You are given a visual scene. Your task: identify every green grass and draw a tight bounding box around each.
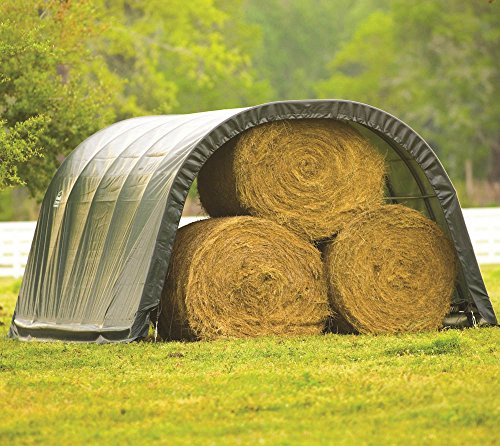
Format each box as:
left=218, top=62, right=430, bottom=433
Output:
left=1, top=269, right=499, bottom=446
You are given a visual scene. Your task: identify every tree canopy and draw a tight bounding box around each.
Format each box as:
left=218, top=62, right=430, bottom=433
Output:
left=0, top=0, right=267, bottom=199
left=0, top=0, right=498, bottom=207
left=0, top=1, right=116, bottom=197
left=317, top=0, right=499, bottom=182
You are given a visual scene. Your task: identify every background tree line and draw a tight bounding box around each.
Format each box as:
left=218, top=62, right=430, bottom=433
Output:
left=0, top=0, right=498, bottom=218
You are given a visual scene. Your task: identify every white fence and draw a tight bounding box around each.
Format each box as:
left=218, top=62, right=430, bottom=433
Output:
left=461, top=208, right=500, bottom=265
left=0, top=210, right=499, bottom=277
left=0, top=222, right=37, bottom=277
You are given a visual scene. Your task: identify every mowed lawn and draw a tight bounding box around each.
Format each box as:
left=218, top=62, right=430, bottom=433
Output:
left=0, top=268, right=499, bottom=446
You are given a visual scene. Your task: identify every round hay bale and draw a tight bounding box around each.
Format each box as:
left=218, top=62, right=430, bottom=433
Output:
left=323, top=205, right=457, bottom=334
left=158, top=216, right=330, bottom=340
left=197, top=119, right=386, bottom=241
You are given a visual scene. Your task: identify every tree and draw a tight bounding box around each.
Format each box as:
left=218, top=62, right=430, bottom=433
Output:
left=316, top=0, right=499, bottom=182
left=315, top=11, right=399, bottom=108
left=0, top=116, right=47, bottom=190
left=392, top=1, right=499, bottom=182
left=0, top=0, right=269, bottom=200
left=244, top=0, right=388, bottom=100
left=0, top=0, right=118, bottom=199
left=92, top=0, right=271, bottom=116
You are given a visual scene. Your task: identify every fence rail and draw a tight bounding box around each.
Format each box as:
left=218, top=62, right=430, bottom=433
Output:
left=0, top=209, right=499, bottom=277
left=0, top=222, right=37, bottom=278
left=461, top=208, right=500, bottom=265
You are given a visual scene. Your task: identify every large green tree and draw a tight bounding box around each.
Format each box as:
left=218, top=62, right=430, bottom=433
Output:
left=96, top=0, right=271, bottom=116
left=0, top=0, right=268, bottom=201
left=316, top=0, right=499, bottom=181
left=0, top=0, right=117, bottom=199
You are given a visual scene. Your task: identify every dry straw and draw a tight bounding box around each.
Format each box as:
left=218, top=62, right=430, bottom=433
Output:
left=323, top=205, right=457, bottom=334
left=197, top=119, right=386, bottom=241
left=158, top=216, right=330, bottom=340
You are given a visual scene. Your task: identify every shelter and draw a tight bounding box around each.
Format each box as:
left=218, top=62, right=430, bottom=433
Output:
left=8, top=100, right=497, bottom=342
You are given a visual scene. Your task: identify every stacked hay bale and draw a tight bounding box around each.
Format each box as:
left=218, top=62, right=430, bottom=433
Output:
left=158, top=118, right=457, bottom=340
left=323, top=205, right=457, bottom=334
left=197, top=119, right=386, bottom=240
left=158, top=217, right=329, bottom=341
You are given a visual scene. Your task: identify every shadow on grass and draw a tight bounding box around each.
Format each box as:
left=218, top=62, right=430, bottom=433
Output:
left=385, top=333, right=462, bottom=357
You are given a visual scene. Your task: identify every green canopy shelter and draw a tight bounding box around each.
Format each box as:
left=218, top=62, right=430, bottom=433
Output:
left=8, top=100, right=497, bottom=342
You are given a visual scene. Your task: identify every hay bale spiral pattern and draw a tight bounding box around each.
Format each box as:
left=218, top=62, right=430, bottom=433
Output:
left=158, top=216, right=330, bottom=340
left=323, top=205, right=457, bottom=334
left=198, top=119, right=386, bottom=241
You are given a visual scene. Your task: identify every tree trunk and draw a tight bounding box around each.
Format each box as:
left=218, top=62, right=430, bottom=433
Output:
left=465, top=158, right=474, bottom=199
left=57, top=64, right=70, bottom=84
left=488, top=138, right=500, bottom=182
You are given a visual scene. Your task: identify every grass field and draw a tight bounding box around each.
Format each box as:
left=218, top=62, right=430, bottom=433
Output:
left=1, top=268, right=499, bottom=445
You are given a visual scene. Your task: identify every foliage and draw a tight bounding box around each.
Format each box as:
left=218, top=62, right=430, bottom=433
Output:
left=95, top=0, right=270, bottom=116
left=0, top=116, right=48, bottom=189
left=0, top=188, right=40, bottom=222
left=244, top=0, right=388, bottom=100
left=1, top=0, right=498, bottom=204
left=0, top=0, right=268, bottom=200
left=0, top=266, right=499, bottom=444
left=317, top=0, right=500, bottom=181
left=316, top=11, right=398, bottom=108
left=0, top=0, right=118, bottom=200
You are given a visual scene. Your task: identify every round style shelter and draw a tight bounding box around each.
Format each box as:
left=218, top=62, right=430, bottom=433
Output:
left=8, top=100, right=497, bottom=342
